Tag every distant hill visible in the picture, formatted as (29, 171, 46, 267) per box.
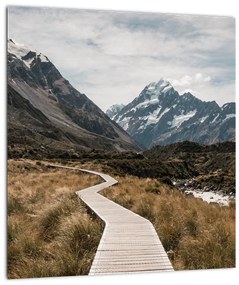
(144, 141, 235, 174)
(144, 140, 235, 157)
(103, 141, 235, 194)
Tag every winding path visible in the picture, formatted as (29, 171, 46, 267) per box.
(51, 165, 173, 275)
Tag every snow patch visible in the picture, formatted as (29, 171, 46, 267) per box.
(137, 124, 146, 132)
(162, 85, 173, 93)
(159, 80, 168, 88)
(147, 82, 157, 91)
(171, 110, 196, 128)
(118, 116, 130, 130)
(157, 107, 170, 121)
(145, 113, 159, 126)
(135, 106, 165, 128)
(134, 98, 159, 110)
(8, 40, 33, 60)
(8, 40, 49, 67)
(211, 114, 219, 124)
(222, 103, 229, 110)
(23, 57, 35, 68)
(199, 116, 208, 123)
(146, 79, 173, 95)
(225, 114, 235, 120)
(39, 53, 48, 62)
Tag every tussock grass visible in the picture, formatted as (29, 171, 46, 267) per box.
(8, 159, 235, 275)
(7, 159, 103, 279)
(102, 175, 235, 270)
(56, 214, 102, 275)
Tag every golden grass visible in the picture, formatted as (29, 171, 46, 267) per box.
(7, 159, 103, 279)
(101, 175, 235, 270)
(8, 159, 235, 277)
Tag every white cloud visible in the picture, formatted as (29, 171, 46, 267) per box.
(8, 7, 235, 111)
(171, 73, 211, 89)
(171, 75, 192, 87)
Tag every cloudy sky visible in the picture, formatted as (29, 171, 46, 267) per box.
(8, 6, 235, 111)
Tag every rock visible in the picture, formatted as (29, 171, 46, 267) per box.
(167, 249, 175, 260)
(209, 202, 219, 206)
(185, 192, 194, 197)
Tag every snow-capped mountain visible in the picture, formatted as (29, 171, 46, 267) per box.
(109, 79, 235, 148)
(106, 104, 125, 119)
(7, 39, 142, 153)
(8, 39, 50, 68)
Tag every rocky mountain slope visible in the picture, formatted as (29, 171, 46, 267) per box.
(7, 39, 142, 157)
(107, 79, 235, 148)
(106, 104, 125, 119)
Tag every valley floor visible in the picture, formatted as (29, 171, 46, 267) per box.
(7, 159, 235, 278)
(101, 175, 235, 270)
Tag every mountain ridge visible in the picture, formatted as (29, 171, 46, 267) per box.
(107, 79, 235, 148)
(7, 39, 142, 155)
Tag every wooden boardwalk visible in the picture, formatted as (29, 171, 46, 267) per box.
(50, 165, 173, 275)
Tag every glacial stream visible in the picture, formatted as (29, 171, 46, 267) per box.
(174, 180, 235, 206)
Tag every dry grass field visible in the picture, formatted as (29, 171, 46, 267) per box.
(8, 159, 235, 278)
(7, 159, 103, 278)
(101, 175, 235, 270)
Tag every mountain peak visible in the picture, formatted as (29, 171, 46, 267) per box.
(8, 39, 49, 67)
(131, 78, 176, 110)
(8, 39, 33, 59)
(146, 78, 173, 95)
(110, 79, 235, 148)
(8, 40, 142, 153)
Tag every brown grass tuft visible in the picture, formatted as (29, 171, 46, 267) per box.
(7, 159, 103, 279)
(101, 175, 235, 270)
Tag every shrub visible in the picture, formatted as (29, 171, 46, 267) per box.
(135, 197, 155, 223)
(159, 176, 173, 186)
(145, 187, 161, 195)
(8, 196, 26, 215)
(39, 205, 63, 241)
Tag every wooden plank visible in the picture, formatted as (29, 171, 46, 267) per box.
(49, 165, 173, 275)
(75, 168, 174, 275)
